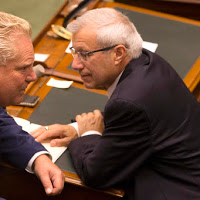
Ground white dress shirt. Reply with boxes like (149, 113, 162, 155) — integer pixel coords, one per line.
(26, 151, 51, 173)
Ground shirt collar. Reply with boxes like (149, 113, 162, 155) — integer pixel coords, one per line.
(107, 71, 124, 99)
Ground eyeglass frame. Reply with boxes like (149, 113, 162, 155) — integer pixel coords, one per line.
(70, 44, 119, 62)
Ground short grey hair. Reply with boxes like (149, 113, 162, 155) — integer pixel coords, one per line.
(0, 12, 32, 66)
(67, 8, 143, 59)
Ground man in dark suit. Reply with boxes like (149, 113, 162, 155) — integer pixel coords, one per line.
(0, 11, 64, 198)
(32, 8, 200, 200)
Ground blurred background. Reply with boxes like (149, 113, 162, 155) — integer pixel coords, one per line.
(1, 0, 199, 40)
(1, 0, 66, 39)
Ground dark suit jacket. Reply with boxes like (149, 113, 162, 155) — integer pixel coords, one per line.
(68, 49, 200, 200)
(0, 107, 45, 169)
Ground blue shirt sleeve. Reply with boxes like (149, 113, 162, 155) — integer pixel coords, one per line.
(0, 107, 46, 169)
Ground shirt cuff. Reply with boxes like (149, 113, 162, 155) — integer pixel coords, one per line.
(68, 122, 102, 137)
(81, 130, 102, 137)
(25, 151, 51, 173)
(68, 122, 80, 137)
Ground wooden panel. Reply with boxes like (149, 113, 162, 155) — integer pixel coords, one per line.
(0, 165, 123, 200)
(115, 0, 200, 20)
(162, 0, 200, 3)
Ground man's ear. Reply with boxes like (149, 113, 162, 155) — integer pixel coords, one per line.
(114, 45, 127, 65)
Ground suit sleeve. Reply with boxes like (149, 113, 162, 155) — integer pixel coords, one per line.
(68, 99, 153, 189)
(0, 108, 46, 169)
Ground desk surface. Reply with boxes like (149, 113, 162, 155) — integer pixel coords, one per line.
(28, 87, 107, 125)
(5, 0, 200, 199)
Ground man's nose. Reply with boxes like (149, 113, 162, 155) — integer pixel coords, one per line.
(26, 67, 37, 82)
(71, 55, 84, 71)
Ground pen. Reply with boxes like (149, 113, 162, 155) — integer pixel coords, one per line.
(71, 119, 76, 123)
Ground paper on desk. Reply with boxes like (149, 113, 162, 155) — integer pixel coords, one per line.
(65, 40, 72, 53)
(142, 41, 158, 53)
(40, 143, 67, 163)
(34, 53, 50, 62)
(13, 117, 67, 163)
(65, 40, 158, 54)
(47, 78, 73, 88)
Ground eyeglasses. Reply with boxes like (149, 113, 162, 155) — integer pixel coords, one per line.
(70, 45, 118, 62)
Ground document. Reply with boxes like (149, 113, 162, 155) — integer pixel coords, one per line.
(142, 41, 158, 53)
(13, 117, 67, 163)
(34, 53, 49, 62)
(47, 78, 73, 89)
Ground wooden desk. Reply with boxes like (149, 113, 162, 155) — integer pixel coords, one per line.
(4, 0, 200, 199)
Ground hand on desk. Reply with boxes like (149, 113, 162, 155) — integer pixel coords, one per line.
(31, 109, 104, 144)
(30, 124, 78, 147)
(33, 154, 65, 195)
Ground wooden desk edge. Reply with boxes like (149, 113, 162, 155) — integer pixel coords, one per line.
(184, 57, 200, 92)
(63, 170, 124, 198)
(106, 1, 200, 26)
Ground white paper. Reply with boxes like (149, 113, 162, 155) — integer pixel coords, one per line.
(47, 78, 73, 88)
(142, 41, 158, 53)
(41, 143, 67, 163)
(13, 117, 67, 163)
(65, 40, 72, 53)
(34, 53, 50, 62)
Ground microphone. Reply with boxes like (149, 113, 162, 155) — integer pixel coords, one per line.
(33, 64, 45, 78)
(33, 64, 83, 83)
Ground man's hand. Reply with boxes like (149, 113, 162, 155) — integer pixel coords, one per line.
(30, 124, 78, 147)
(33, 154, 65, 195)
(75, 109, 104, 136)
